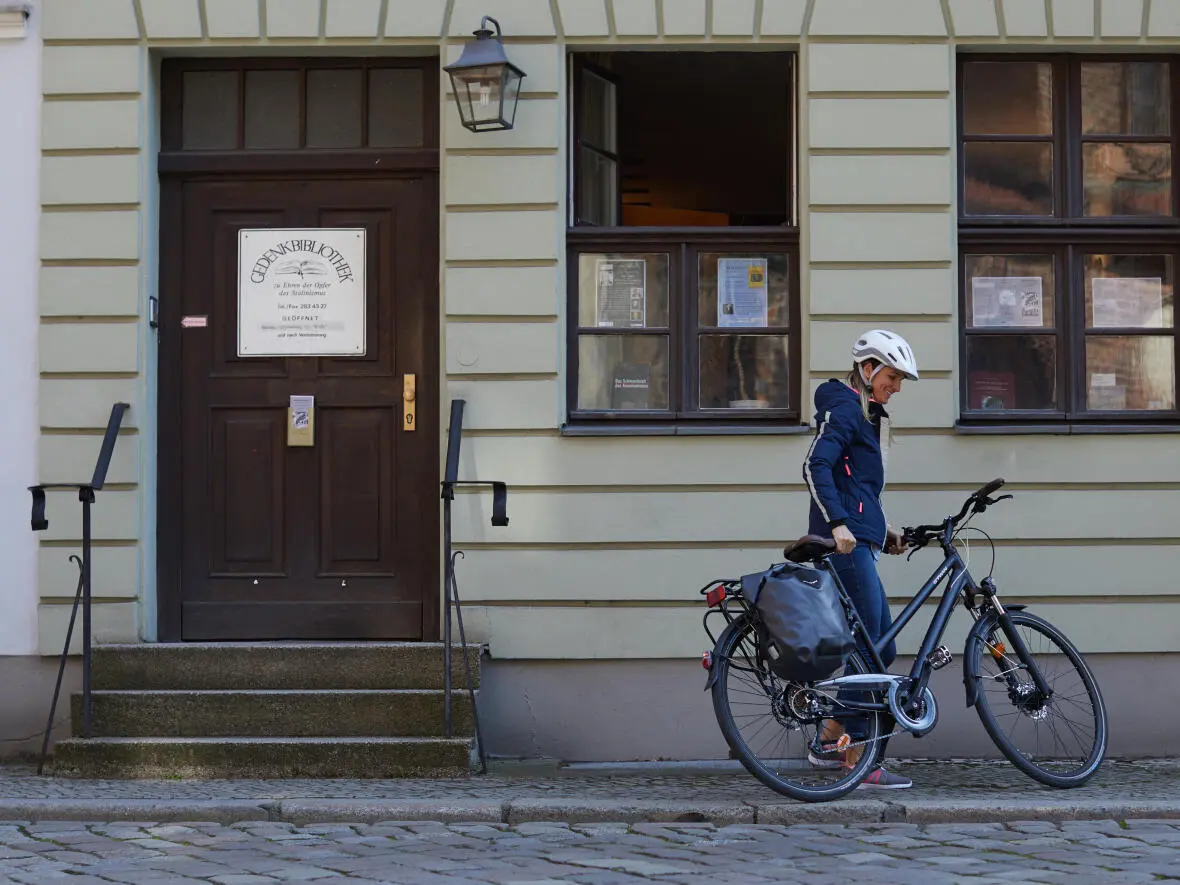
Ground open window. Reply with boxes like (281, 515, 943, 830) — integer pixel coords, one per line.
(566, 52, 799, 431)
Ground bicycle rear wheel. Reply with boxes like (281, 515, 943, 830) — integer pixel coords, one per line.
(710, 614, 884, 802)
(968, 609, 1107, 788)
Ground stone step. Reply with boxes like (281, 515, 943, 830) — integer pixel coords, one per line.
(71, 690, 476, 738)
(51, 736, 474, 779)
(91, 642, 482, 691)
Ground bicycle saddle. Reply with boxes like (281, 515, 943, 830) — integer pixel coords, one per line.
(783, 534, 837, 563)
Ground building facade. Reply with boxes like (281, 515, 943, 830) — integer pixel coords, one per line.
(18, 0, 1180, 762)
(0, 0, 46, 755)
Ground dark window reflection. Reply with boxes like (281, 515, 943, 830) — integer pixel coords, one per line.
(965, 336, 1057, 411)
(964, 142, 1053, 215)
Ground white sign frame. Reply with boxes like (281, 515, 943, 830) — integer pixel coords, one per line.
(237, 228, 367, 357)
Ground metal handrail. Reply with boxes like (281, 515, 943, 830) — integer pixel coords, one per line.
(29, 402, 129, 773)
(441, 399, 508, 774)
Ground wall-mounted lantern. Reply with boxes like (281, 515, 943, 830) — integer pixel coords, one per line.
(443, 16, 527, 132)
(0, 5, 30, 40)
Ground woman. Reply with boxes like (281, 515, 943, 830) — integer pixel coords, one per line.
(802, 329, 919, 790)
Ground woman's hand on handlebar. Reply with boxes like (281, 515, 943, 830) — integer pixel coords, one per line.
(884, 527, 908, 556)
(832, 525, 857, 555)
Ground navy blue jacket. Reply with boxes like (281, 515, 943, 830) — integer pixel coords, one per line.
(804, 379, 889, 548)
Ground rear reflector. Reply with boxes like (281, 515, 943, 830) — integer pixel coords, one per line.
(706, 586, 727, 607)
(701, 651, 713, 670)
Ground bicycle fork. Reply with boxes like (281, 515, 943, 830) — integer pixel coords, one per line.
(964, 579, 1053, 708)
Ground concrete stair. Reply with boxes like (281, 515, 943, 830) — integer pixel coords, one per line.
(51, 642, 483, 779)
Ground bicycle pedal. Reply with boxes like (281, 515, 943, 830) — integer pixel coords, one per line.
(927, 645, 952, 670)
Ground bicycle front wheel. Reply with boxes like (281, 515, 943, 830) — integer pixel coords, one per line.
(968, 609, 1107, 788)
(710, 615, 884, 802)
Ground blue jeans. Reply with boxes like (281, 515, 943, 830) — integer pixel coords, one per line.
(830, 544, 896, 739)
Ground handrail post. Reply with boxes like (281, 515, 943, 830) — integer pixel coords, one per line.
(80, 487, 95, 739)
(441, 399, 465, 740)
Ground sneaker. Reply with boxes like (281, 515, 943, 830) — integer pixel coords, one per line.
(807, 742, 846, 769)
(855, 766, 913, 790)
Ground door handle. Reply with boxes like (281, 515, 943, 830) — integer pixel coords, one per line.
(403, 374, 416, 431)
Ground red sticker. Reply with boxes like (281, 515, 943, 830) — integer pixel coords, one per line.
(181, 316, 208, 328)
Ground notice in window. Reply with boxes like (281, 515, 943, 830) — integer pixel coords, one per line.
(971, 276, 1044, 327)
(718, 258, 769, 328)
(595, 259, 646, 328)
(611, 362, 651, 409)
(1088, 372, 1127, 410)
(1092, 277, 1164, 328)
(968, 371, 1017, 411)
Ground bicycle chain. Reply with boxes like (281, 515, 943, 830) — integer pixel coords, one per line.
(836, 727, 907, 751)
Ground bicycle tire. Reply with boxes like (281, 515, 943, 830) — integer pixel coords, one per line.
(710, 614, 884, 802)
(968, 609, 1107, 788)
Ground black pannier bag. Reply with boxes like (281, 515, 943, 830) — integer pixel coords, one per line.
(740, 562, 856, 682)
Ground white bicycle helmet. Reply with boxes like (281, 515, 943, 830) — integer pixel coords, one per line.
(851, 329, 920, 381)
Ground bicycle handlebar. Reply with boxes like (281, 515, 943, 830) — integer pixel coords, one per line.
(902, 478, 1009, 548)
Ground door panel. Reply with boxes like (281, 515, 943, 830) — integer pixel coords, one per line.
(169, 177, 438, 640)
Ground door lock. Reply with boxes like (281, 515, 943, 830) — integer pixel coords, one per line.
(403, 374, 416, 431)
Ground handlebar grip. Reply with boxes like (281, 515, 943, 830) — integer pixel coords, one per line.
(977, 478, 1005, 499)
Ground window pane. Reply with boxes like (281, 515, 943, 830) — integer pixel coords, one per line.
(965, 336, 1057, 410)
(1082, 62, 1170, 136)
(578, 148, 618, 226)
(307, 69, 363, 149)
(699, 335, 790, 410)
(962, 61, 1053, 135)
(244, 70, 301, 149)
(182, 71, 239, 150)
(1084, 254, 1174, 329)
(578, 335, 669, 410)
(578, 253, 669, 328)
(1085, 336, 1175, 411)
(369, 68, 424, 147)
(1083, 143, 1172, 216)
(965, 254, 1055, 329)
(581, 70, 616, 153)
(964, 142, 1053, 215)
(698, 253, 790, 329)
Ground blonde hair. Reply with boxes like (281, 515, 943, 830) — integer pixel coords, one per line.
(846, 360, 875, 421)
(848, 359, 895, 450)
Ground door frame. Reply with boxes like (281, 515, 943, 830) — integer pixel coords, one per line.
(155, 56, 442, 642)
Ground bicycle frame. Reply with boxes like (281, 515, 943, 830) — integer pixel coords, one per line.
(823, 546, 972, 706)
(821, 539, 1053, 715)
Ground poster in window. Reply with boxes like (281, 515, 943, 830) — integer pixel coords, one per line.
(717, 258, 769, 328)
(596, 259, 646, 328)
(971, 276, 1044, 327)
(1091, 277, 1164, 328)
(968, 371, 1017, 410)
(611, 362, 651, 410)
(237, 228, 366, 357)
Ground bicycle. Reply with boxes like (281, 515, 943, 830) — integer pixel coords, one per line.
(699, 478, 1108, 802)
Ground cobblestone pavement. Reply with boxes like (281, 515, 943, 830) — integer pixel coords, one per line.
(0, 818, 1178, 884)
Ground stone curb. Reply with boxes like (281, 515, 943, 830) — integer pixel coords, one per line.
(0, 798, 1176, 825)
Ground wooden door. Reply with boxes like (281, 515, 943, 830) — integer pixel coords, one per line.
(161, 177, 438, 640)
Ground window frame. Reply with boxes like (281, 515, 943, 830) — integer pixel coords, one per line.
(565, 52, 801, 430)
(958, 53, 1180, 428)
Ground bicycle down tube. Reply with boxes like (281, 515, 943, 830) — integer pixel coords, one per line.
(830, 549, 973, 691)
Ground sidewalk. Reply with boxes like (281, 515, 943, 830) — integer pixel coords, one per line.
(0, 759, 1176, 825)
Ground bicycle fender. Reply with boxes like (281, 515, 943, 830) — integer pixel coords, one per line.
(963, 604, 1027, 708)
(704, 667, 720, 692)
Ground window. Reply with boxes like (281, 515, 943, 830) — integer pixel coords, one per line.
(958, 56, 1180, 427)
(566, 53, 799, 429)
